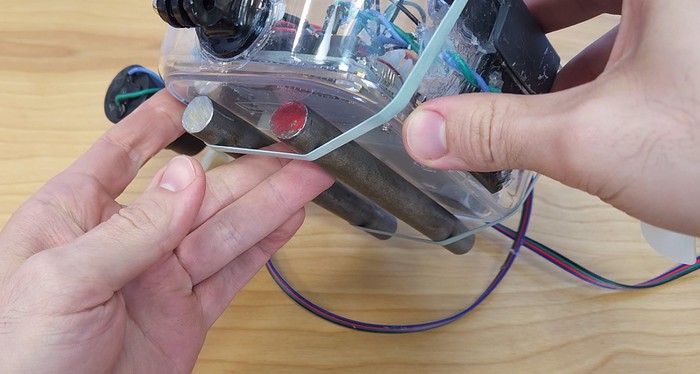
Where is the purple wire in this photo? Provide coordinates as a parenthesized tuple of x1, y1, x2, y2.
(493, 225, 620, 289)
(266, 193, 535, 332)
(495, 224, 700, 289)
(267, 246, 519, 332)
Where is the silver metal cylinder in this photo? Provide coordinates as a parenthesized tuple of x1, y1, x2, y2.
(182, 96, 398, 240)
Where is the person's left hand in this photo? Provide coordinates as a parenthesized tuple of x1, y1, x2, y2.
(0, 91, 334, 373)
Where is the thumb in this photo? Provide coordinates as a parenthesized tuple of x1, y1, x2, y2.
(55, 155, 206, 292)
(403, 90, 580, 176)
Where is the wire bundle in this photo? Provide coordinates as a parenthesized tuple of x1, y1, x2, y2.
(266, 191, 700, 332)
(365, 2, 496, 92)
(494, 224, 700, 289)
(290, 0, 495, 92)
(266, 193, 534, 333)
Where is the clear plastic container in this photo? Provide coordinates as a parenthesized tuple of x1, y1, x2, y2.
(158, 0, 556, 245)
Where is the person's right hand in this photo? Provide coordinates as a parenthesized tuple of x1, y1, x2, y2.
(403, 0, 700, 237)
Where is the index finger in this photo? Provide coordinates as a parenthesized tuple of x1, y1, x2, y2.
(61, 90, 186, 199)
(525, 0, 622, 33)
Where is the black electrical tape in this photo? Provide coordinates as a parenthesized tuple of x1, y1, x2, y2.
(104, 65, 206, 156)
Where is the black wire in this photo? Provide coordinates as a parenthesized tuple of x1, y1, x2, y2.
(282, 13, 302, 25)
(388, 0, 421, 25)
(403, 1, 427, 23)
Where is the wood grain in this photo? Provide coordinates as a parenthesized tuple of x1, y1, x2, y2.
(1, 2, 699, 373)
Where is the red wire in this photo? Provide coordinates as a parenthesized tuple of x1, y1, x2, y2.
(275, 20, 297, 28)
(272, 27, 300, 33)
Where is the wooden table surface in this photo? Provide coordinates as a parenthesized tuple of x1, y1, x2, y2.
(2, 1, 699, 373)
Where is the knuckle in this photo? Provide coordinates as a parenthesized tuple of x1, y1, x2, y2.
(21, 250, 67, 284)
(551, 96, 616, 191)
(264, 178, 299, 217)
(559, 98, 604, 169)
(259, 210, 305, 255)
(21, 193, 64, 218)
(212, 217, 248, 251)
(137, 92, 182, 130)
(14, 250, 98, 312)
(114, 199, 165, 234)
(461, 98, 512, 169)
(100, 131, 138, 163)
(209, 173, 244, 207)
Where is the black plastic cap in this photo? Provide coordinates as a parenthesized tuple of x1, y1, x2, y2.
(104, 65, 162, 124)
(104, 65, 206, 156)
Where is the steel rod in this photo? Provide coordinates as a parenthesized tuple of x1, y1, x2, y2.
(182, 96, 398, 240)
(270, 101, 474, 254)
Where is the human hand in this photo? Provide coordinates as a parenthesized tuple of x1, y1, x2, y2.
(403, 0, 700, 237)
(0, 91, 334, 372)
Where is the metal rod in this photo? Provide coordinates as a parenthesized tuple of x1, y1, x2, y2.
(270, 101, 475, 254)
(182, 95, 398, 240)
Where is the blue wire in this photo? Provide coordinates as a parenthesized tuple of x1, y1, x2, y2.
(441, 51, 496, 93)
(355, 11, 408, 49)
(469, 65, 492, 93)
(441, 50, 459, 70)
(375, 35, 408, 47)
(127, 66, 165, 87)
(362, 10, 409, 48)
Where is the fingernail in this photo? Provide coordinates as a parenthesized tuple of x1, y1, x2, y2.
(159, 156, 197, 192)
(406, 110, 447, 161)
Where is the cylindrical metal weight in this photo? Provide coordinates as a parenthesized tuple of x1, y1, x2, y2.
(270, 101, 475, 254)
(182, 96, 398, 240)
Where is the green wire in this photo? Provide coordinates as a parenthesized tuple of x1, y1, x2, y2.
(448, 51, 478, 86)
(448, 51, 500, 93)
(497, 225, 700, 289)
(390, 21, 420, 51)
(114, 88, 162, 104)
